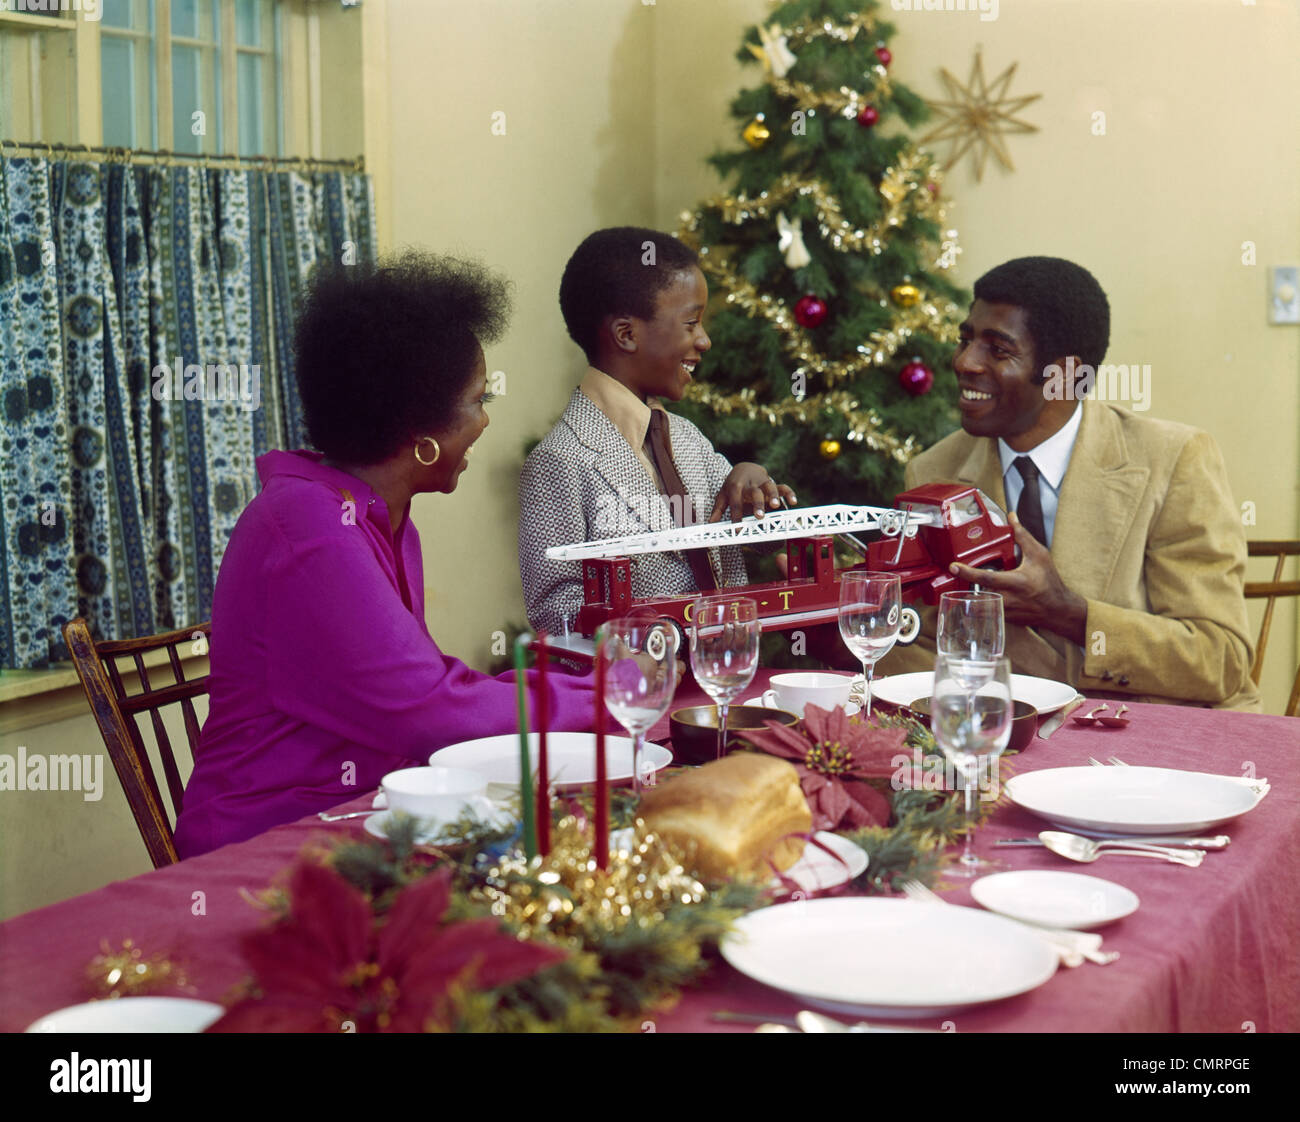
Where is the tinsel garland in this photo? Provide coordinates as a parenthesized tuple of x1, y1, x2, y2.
(678, 155, 950, 259)
(781, 7, 880, 48)
(685, 380, 922, 463)
(753, 11, 892, 115)
(696, 254, 960, 379)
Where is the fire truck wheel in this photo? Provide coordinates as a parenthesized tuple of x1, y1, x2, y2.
(898, 606, 921, 645)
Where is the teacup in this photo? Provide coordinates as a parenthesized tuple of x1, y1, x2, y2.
(380, 766, 494, 831)
(762, 671, 857, 718)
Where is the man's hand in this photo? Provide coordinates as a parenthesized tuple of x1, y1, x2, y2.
(710, 462, 798, 523)
(948, 512, 1088, 646)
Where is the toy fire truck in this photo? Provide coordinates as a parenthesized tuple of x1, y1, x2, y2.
(544, 484, 1015, 654)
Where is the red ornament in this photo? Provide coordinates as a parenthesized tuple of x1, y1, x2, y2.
(899, 359, 934, 396)
(875, 46, 892, 67)
(793, 294, 828, 328)
(856, 105, 879, 128)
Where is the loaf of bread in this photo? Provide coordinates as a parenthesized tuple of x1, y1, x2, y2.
(638, 753, 811, 880)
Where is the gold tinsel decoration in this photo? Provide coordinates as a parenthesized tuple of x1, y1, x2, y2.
(86, 939, 189, 999)
(470, 815, 708, 944)
(692, 254, 960, 387)
(685, 381, 922, 464)
(679, 152, 948, 260)
(782, 9, 880, 48)
(765, 10, 892, 116)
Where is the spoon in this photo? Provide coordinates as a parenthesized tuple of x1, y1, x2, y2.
(1072, 703, 1110, 727)
(1096, 705, 1130, 728)
(1039, 831, 1205, 867)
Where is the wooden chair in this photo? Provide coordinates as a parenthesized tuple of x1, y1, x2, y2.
(62, 617, 211, 868)
(1244, 541, 1300, 718)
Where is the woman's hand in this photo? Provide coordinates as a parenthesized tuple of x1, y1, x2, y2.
(710, 462, 797, 522)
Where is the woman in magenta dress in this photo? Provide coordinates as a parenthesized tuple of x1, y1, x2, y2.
(174, 253, 594, 858)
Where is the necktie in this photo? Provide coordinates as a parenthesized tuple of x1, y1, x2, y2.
(645, 410, 717, 592)
(1012, 456, 1048, 547)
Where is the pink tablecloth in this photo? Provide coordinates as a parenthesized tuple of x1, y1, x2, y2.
(2, 672, 1297, 1033)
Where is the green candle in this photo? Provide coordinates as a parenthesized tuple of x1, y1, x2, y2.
(514, 634, 538, 861)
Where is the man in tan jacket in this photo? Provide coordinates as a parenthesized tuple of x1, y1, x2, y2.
(880, 256, 1259, 711)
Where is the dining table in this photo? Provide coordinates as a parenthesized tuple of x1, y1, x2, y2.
(2, 668, 1297, 1038)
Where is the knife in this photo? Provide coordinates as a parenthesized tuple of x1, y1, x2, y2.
(995, 834, 1231, 849)
(1037, 694, 1086, 739)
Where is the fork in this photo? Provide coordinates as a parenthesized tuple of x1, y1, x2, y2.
(899, 880, 1117, 966)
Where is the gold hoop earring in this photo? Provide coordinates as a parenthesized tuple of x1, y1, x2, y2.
(414, 437, 441, 466)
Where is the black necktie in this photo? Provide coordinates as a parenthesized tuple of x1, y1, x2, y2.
(1012, 456, 1048, 547)
(645, 410, 717, 592)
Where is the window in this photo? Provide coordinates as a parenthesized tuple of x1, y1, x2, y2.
(234, 0, 278, 156)
(944, 495, 984, 528)
(100, 0, 157, 149)
(96, 0, 282, 157)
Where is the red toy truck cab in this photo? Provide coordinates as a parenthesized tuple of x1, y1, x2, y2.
(865, 484, 1015, 605)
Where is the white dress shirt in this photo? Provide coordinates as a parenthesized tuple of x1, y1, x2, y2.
(997, 403, 1083, 548)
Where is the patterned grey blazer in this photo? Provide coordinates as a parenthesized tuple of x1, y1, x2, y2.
(518, 389, 748, 636)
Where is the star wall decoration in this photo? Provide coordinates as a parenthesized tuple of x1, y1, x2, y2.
(919, 51, 1041, 182)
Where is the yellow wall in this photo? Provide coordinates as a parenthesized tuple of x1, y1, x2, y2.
(2, 0, 1296, 919)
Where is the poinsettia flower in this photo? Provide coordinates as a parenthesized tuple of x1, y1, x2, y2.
(208, 862, 564, 1033)
(738, 704, 909, 832)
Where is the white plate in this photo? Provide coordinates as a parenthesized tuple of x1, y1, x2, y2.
(743, 695, 861, 718)
(25, 997, 225, 1033)
(364, 805, 513, 845)
(429, 732, 671, 791)
(1005, 766, 1262, 835)
(971, 870, 1139, 929)
(871, 671, 1076, 715)
(720, 897, 1058, 1018)
(778, 832, 868, 893)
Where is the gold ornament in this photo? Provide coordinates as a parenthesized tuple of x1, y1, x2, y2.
(470, 815, 709, 943)
(819, 439, 842, 461)
(742, 115, 771, 149)
(86, 939, 189, 999)
(920, 50, 1041, 182)
(891, 283, 922, 307)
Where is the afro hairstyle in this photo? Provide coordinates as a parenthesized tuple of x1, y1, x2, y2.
(294, 250, 511, 465)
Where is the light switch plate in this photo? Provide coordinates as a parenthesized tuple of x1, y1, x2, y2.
(1270, 266, 1299, 325)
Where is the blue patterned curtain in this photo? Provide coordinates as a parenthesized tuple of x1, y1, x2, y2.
(0, 157, 376, 669)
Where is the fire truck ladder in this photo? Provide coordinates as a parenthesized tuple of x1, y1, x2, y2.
(545, 504, 937, 562)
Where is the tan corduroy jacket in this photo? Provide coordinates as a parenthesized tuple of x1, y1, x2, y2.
(877, 400, 1261, 711)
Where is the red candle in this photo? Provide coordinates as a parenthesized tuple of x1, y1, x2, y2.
(594, 643, 609, 870)
(534, 633, 551, 857)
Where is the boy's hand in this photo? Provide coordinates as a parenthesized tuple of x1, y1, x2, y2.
(710, 462, 798, 523)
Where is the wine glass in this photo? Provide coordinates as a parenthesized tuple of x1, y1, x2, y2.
(837, 572, 902, 719)
(931, 654, 1013, 876)
(689, 596, 760, 759)
(597, 618, 680, 794)
(937, 591, 1005, 695)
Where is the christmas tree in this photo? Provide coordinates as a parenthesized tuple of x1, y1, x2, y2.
(672, 0, 968, 508)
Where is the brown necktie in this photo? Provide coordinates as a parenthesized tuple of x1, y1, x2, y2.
(645, 409, 717, 592)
